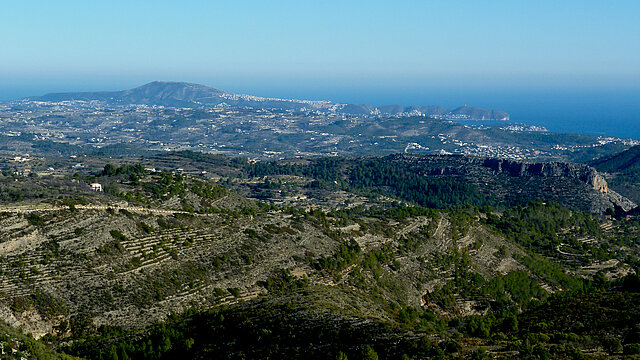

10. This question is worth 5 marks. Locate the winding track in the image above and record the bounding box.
[0,204,195,215]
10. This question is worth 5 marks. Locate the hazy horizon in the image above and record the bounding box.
[2,79,639,139]
[2,1,639,137]
[2,1,638,91]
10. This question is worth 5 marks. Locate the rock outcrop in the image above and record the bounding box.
[482,159,610,194]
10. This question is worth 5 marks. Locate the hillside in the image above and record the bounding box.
[242,154,635,214]
[591,145,640,204]
[0,153,639,359]
[591,145,640,173]
[450,105,510,121]
[2,152,633,214]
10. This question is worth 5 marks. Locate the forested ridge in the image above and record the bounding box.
[246,157,494,209]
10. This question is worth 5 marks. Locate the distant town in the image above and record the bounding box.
[0,82,637,163]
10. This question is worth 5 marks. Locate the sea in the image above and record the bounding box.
[319,87,640,140]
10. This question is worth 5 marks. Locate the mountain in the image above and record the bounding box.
[450,105,510,121]
[394,154,634,213]
[29,81,510,120]
[377,105,450,116]
[31,81,230,108]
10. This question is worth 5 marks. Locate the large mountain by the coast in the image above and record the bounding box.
[30,81,509,120]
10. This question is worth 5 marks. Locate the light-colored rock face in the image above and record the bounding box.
[589,174,609,194]
[482,157,612,192]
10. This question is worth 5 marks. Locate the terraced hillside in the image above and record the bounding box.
[0,191,631,335]
[0,155,639,359]
[0,203,514,335]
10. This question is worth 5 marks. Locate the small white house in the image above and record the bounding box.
[90,183,103,192]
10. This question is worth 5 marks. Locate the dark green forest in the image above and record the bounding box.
[246,157,495,209]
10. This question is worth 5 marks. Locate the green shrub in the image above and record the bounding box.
[624,343,640,355]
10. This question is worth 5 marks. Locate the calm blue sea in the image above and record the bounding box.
[320,87,640,140]
[468,89,640,139]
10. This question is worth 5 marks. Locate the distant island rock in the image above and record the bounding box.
[28,81,510,121]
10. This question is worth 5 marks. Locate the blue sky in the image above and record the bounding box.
[1,0,639,100]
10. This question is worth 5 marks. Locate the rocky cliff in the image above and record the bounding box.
[482,159,610,194]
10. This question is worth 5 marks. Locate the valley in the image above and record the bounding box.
[4,0,639,358]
